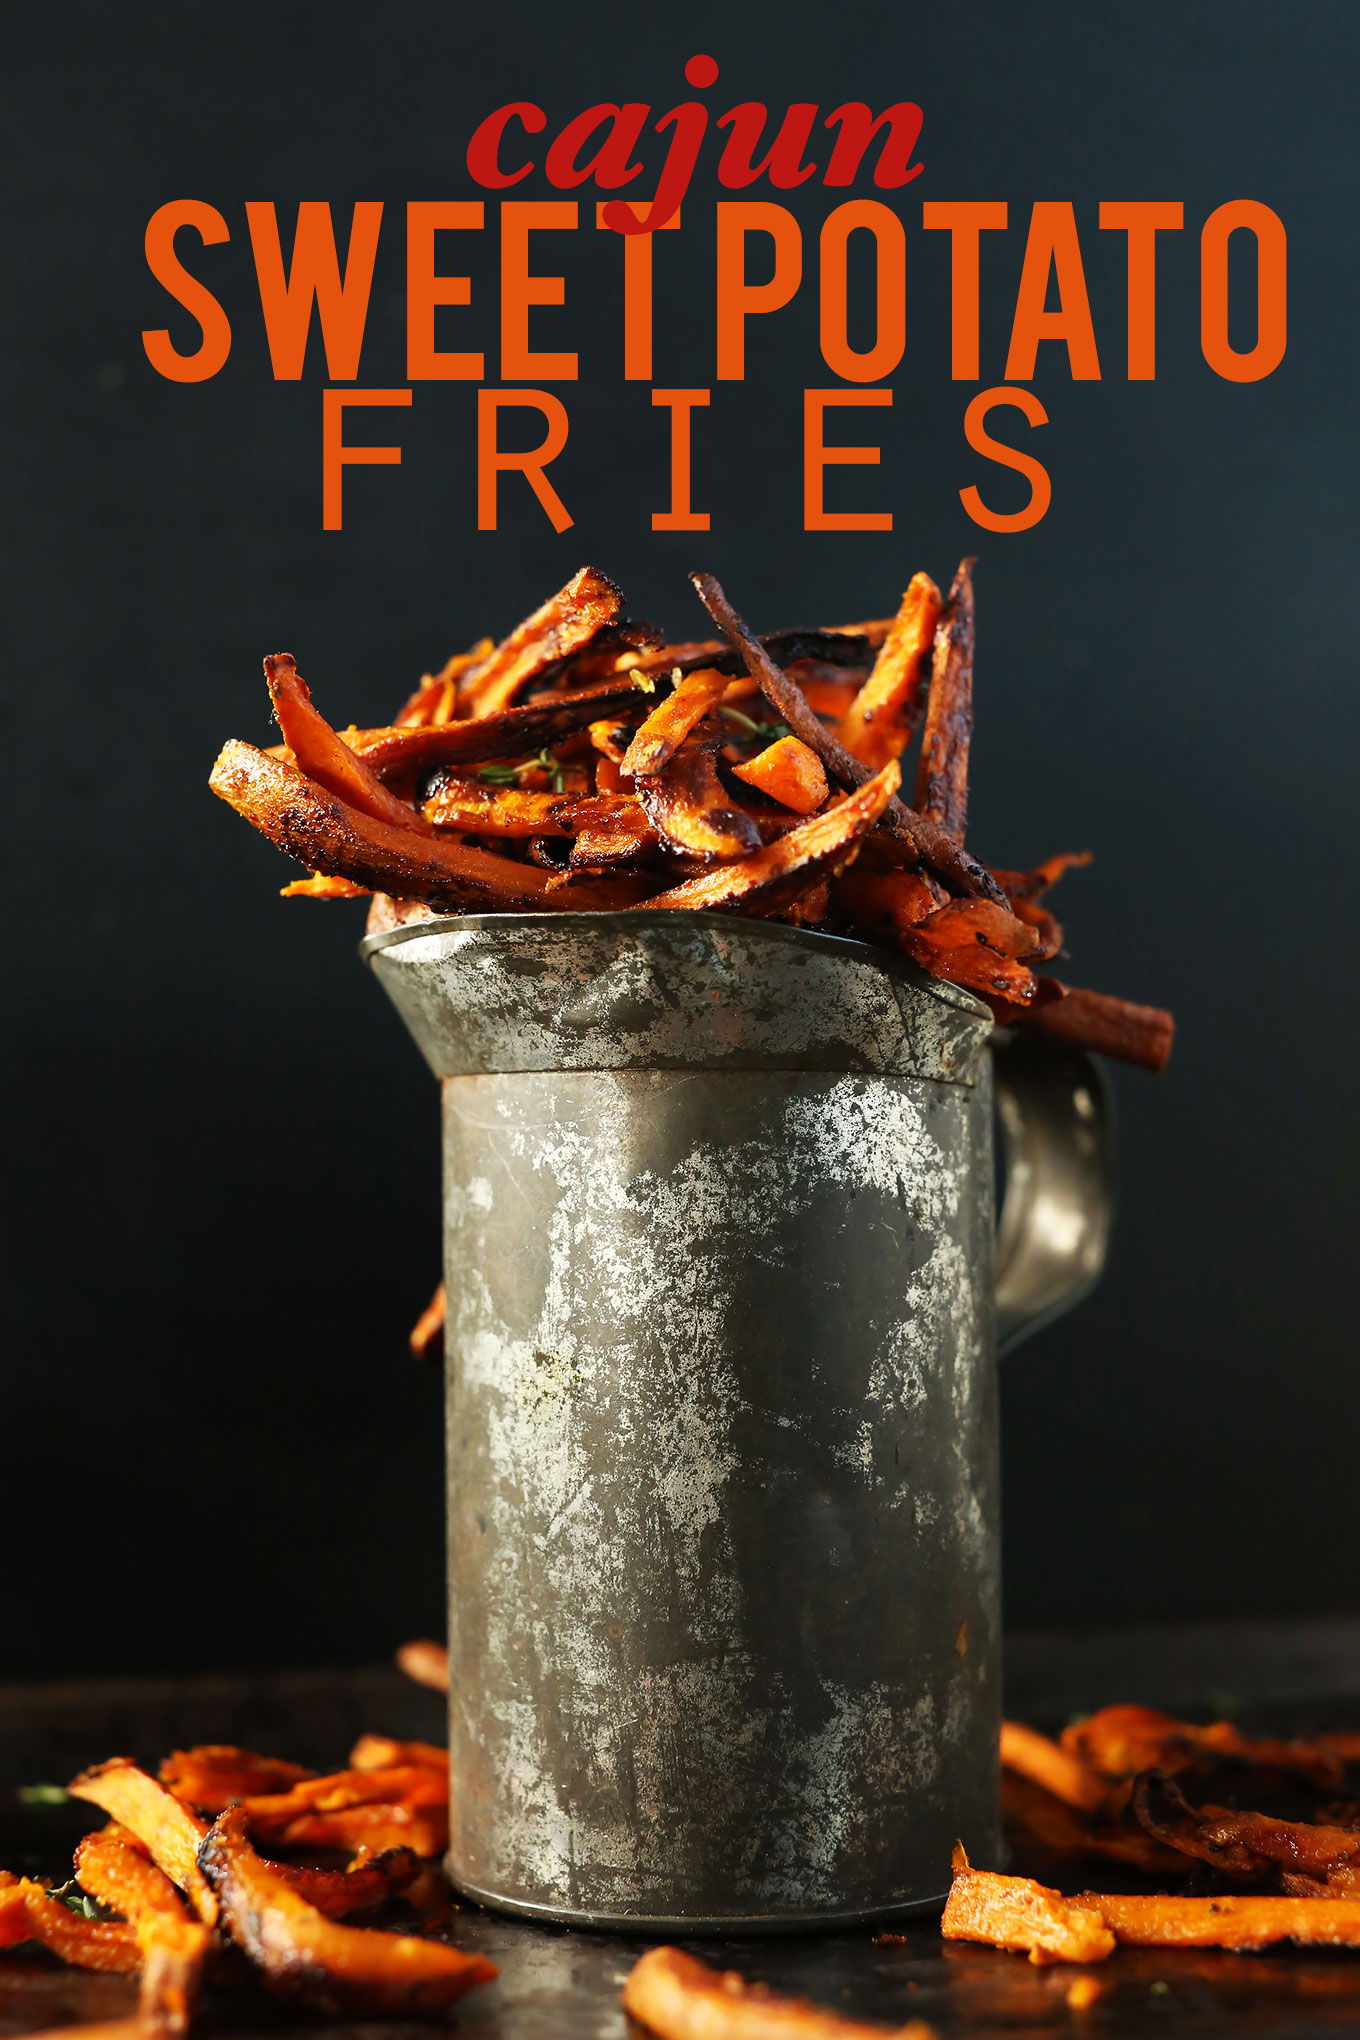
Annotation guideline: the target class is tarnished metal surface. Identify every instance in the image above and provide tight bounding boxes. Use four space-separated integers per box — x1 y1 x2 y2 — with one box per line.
362 913 990 1084
364 916 1112 1931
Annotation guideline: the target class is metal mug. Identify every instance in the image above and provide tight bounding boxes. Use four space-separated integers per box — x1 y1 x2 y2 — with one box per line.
364 911 1112 1933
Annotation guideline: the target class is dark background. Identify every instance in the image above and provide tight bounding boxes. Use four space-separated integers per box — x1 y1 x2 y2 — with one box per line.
3 0 1355 1680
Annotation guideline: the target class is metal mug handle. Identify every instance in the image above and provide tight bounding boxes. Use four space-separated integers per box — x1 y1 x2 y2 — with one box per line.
992 1029 1115 1356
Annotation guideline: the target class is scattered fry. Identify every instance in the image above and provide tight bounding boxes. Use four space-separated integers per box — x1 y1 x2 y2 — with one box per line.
396 1639 450 1691
622 1944 936 2040
941 1847 1116 1965
409 1281 445 1364
1000 1722 1107 1815
69 1763 216 1928
197 1807 494 2014
0 1873 140 1973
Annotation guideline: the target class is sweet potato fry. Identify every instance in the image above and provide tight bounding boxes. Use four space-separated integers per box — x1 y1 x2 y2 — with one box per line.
394 641 494 727
279 872 371 899
160 1747 316 1810
1001 1723 1107 1815
396 1640 449 1692
622 1944 935 2040
569 798 658 867
265 655 436 834
1001 1771 1186 1877
634 742 761 859
280 1849 422 1919
197 1807 494 2014
648 762 899 915
839 573 943 769
409 1282 445 1364
421 781 647 848
689 572 1008 908
209 743 644 914
1134 1773 1360 1884
899 899 1042 1002
0 1873 140 1974
75 1831 209 2035
460 564 624 718
913 559 975 841
986 985 1175 1074
620 668 731 776
1063 1706 1338 1788
344 673 654 782
241 1765 447 1826
941 1849 1115 1965
267 1803 448 1859
1081 1888 1360 1952
835 867 962 950
991 851 1092 901
732 734 829 814
349 1736 449 1775
69 1763 215 1928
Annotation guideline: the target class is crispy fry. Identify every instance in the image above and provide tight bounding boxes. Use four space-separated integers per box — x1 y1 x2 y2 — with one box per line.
461 564 624 718
396 1640 449 1691
620 668 731 776
622 1944 935 2039
266 1803 448 1859
282 1849 422 1918
197 1807 494 2014
991 851 1092 901
421 781 647 847
648 762 899 915
346 673 654 782
839 573 943 769
1081 1888 1360 1952
350 1736 449 1775
1001 1771 1186 1877
913 559 976 841
0 1873 140 1974
209 743 645 914
265 655 436 834
1063 1706 1340 1788
241 1764 446 1826
394 641 495 727
941 1848 1115 1966
1001 1723 1107 1815
634 742 761 859
280 871 371 899
835 867 950 947
1134 1772 1360 1884
69 1762 216 1928
75 1831 208 2036
569 797 658 867
897 898 1042 1003
159 1747 316 1810
732 734 829 814
409 1282 445 1364
986 985 1176 1074
689 571 1008 907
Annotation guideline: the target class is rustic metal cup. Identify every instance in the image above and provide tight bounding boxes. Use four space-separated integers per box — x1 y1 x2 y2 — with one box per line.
364 912 1111 1933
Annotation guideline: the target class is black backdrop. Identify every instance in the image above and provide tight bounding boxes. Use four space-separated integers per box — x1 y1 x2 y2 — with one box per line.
3 0 1356 1679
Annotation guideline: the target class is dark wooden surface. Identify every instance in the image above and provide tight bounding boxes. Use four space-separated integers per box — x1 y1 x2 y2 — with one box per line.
4 1618 1360 2039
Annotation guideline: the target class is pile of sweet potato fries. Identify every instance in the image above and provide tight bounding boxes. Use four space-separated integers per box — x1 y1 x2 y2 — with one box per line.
210 562 1173 1077
2 1732 489 2035
953 1705 1360 1968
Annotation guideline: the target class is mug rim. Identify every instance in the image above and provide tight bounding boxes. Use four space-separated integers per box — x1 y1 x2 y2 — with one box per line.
358 908 992 1024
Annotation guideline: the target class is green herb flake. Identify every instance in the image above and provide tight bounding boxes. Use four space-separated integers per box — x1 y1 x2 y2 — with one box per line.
18 1783 69 1806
